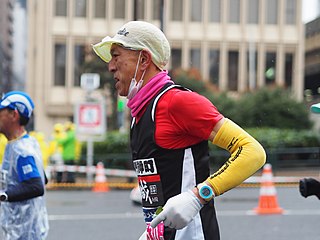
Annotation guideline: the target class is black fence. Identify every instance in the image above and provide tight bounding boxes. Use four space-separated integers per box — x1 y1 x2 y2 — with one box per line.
209 147 320 171
78 147 320 171
265 147 320 169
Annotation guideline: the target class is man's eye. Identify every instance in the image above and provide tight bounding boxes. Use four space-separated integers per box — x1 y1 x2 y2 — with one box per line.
112 51 120 57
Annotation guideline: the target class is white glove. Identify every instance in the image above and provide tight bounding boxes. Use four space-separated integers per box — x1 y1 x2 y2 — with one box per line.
150 190 203 230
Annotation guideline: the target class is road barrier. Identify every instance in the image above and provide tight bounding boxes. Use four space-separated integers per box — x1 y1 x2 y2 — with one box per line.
45 163 307 190
253 163 284 214
92 162 110 192
46 164 136 178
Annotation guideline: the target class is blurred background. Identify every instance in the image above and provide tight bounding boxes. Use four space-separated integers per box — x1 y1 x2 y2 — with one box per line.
0 0 320 178
1 1 320 239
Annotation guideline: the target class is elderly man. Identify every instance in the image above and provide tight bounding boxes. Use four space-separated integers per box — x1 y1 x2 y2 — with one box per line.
93 21 266 240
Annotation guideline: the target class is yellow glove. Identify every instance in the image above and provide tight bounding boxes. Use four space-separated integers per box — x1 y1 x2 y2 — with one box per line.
207 119 266 196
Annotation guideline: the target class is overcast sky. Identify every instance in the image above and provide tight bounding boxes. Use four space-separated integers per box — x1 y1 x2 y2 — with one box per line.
303 0 320 23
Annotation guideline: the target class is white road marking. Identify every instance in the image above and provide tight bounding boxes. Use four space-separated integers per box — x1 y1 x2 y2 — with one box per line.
48 209 320 221
48 212 142 221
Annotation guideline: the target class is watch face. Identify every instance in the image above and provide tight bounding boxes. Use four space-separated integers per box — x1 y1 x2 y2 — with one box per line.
200 185 213 200
202 187 211 197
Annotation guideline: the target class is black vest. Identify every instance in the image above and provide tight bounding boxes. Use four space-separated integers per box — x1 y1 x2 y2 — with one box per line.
130 84 220 240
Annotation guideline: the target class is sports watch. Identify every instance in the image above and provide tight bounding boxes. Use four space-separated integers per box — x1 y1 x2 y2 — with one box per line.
0 192 8 201
197 183 214 203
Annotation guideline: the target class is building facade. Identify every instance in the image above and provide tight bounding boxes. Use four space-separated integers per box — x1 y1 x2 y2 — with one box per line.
27 0 305 136
0 0 14 94
305 16 320 97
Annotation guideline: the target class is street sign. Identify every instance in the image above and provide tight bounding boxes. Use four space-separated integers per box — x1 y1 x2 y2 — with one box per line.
80 73 100 91
74 102 106 138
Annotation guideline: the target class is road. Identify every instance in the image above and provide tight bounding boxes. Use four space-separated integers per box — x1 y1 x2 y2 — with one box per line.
1 186 320 240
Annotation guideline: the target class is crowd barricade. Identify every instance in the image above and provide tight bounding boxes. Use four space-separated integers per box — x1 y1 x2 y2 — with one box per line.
46 164 136 179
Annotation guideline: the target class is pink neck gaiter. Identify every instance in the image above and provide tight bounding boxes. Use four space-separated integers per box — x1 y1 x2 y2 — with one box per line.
127 71 174 117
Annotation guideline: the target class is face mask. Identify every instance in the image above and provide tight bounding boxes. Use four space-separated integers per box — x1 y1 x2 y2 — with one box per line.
127 51 146 100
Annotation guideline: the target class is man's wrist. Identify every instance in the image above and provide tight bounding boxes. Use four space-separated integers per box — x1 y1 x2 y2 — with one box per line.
192 187 207 205
0 192 8 201
195 182 215 204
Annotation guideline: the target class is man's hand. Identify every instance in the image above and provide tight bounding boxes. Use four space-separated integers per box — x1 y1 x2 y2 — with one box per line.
150 190 203 230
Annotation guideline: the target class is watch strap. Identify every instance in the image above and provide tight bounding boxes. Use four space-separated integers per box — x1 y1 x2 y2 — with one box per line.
197 183 214 203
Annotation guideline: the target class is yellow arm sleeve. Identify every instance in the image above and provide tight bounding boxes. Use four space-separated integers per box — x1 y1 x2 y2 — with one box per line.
206 119 266 196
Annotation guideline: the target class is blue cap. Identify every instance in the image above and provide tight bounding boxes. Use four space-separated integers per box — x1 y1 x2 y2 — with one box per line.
0 91 34 119
311 103 320 114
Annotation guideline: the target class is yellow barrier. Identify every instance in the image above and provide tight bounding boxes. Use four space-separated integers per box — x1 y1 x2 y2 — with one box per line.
46 181 298 190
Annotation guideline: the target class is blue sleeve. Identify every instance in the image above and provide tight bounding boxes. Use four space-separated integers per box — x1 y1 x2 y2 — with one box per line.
16 156 41 182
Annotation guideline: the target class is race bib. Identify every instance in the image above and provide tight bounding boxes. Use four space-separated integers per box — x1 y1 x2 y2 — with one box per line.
133 158 164 207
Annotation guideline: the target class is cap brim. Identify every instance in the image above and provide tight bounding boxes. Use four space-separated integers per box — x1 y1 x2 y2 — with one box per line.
92 36 127 63
0 99 10 110
92 41 112 63
311 103 320 114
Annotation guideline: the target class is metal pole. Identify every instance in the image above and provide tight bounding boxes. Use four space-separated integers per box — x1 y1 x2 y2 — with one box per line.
134 0 138 20
87 138 94 183
85 89 94 183
160 0 164 31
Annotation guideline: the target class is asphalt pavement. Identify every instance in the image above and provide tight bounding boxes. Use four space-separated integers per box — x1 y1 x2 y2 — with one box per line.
0 183 319 240
45 186 320 240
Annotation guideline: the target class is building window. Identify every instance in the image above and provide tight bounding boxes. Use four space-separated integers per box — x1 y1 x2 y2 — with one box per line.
74 44 86 86
247 0 259 24
94 0 106 18
190 48 201 71
54 43 66 86
171 0 183 21
190 0 202 22
247 49 257 90
171 48 182 70
266 0 278 24
228 51 239 91
265 52 276 85
209 49 220 86
285 0 296 25
55 0 67 16
135 0 145 20
114 0 125 19
229 0 240 23
74 0 87 17
285 53 293 88
209 0 221 23
152 0 162 20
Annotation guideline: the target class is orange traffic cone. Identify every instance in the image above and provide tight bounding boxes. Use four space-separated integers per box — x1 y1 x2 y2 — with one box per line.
92 162 109 192
254 163 283 214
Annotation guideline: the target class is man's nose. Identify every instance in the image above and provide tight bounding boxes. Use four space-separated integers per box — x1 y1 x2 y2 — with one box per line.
108 60 115 72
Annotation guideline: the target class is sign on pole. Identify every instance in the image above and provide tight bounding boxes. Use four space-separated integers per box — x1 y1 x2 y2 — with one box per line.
74 102 106 140
80 73 100 91
77 73 105 183
74 101 106 183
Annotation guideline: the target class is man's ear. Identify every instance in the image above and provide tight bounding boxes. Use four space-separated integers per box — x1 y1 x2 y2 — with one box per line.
140 50 152 69
13 110 21 120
